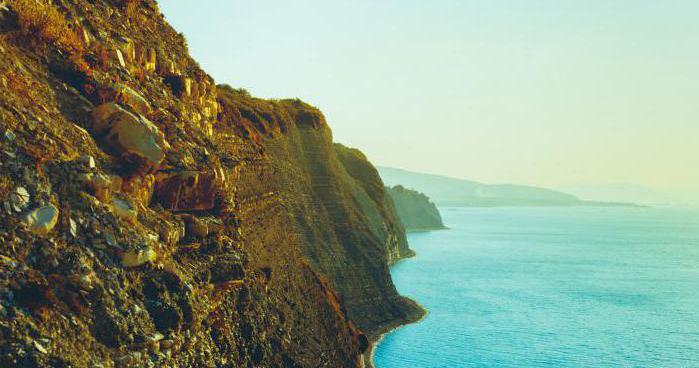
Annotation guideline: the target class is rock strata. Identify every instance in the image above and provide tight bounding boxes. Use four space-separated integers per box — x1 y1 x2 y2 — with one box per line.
155 171 219 212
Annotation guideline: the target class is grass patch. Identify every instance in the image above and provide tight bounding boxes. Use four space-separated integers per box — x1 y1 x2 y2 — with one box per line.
11 0 83 54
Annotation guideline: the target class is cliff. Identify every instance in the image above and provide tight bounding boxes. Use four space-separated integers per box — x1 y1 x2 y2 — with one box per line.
386 185 445 232
0 1 421 367
333 144 414 263
217 88 423 337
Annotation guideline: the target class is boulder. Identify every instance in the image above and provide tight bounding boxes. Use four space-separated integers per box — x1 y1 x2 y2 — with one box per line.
181 215 224 238
23 205 59 235
91 103 169 173
155 171 218 212
111 198 138 222
82 173 122 202
184 215 208 238
121 246 156 267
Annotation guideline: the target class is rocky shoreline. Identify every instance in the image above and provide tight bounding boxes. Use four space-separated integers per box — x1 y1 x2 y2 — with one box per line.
363 222 448 368
363 302 428 368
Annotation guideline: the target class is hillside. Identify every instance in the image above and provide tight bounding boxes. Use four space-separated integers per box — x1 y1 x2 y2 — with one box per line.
379 167 583 207
0 1 420 367
560 184 678 206
386 186 445 231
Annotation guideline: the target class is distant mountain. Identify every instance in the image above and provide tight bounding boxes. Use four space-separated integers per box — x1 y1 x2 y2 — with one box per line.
560 184 677 206
378 167 633 207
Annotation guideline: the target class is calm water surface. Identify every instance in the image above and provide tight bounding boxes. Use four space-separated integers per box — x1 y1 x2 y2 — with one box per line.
374 207 699 368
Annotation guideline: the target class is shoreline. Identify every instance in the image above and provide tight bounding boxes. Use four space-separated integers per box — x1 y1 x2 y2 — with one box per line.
363 304 429 368
364 226 444 367
405 225 449 233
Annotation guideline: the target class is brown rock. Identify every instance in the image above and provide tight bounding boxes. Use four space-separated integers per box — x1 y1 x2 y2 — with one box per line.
115 84 151 116
82 173 122 203
185 215 208 238
160 339 175 350
155 171 218 212
122 174 155 208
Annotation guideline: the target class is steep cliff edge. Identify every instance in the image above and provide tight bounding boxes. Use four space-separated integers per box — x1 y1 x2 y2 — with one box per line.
333 144 414 263
386 185 445 232
218 87 424 340
0 1 420 367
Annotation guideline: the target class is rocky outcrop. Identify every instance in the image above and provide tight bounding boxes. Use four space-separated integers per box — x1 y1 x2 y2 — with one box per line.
386 185 445 231
0 1 420 367
91 102 169 173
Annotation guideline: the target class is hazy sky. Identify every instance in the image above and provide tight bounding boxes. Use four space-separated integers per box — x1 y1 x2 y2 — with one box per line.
160 0 699 202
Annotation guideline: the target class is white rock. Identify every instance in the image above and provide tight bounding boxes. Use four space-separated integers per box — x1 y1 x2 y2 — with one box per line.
4 129 15 141
10 187 30 212
121 246 156 267
23 205 59 235
69 217 78 238
80 155 96 170
32 340 48 354
112 198 137 222
82 172 120 202
91 103 169 172
116 49 126 68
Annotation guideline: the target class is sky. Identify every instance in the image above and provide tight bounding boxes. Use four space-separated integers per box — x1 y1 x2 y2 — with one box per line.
159 0 699 203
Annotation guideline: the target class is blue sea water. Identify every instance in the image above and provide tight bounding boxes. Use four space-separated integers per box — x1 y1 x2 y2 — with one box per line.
374 206 699 368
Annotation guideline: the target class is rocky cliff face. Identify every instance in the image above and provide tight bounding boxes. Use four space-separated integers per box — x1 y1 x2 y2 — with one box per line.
217 88 423 339
333 144 414 264
0 1 420 367
386 185 445 232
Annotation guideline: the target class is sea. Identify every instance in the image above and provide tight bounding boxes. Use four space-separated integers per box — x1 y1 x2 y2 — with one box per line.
374 206 699 368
